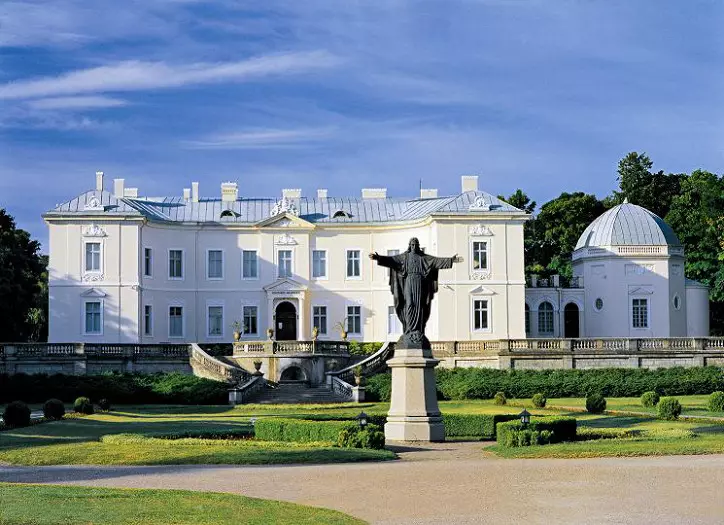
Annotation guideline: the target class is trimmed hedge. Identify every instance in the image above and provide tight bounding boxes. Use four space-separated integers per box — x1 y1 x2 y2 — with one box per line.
442 414 519 439
0 373 229 405
2 401 31 428
657 397 682 420
42 398 65 420
365 373 392 402
494 392 507 405
640 391 660 408
254 418 358 443
532 393 547 408
586 393 607 414
496 417 577 447
73 396 94 415
708 391 724 412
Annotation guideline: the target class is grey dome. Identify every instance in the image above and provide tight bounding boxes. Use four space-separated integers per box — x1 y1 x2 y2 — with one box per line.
575 201 681 250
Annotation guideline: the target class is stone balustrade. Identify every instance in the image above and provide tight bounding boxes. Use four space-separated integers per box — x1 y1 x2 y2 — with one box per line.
233 340 350 356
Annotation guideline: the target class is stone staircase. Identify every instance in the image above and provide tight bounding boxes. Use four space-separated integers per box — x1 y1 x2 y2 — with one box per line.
248 382 347 404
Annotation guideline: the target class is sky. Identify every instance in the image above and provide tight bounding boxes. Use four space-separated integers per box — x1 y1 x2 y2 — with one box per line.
1 0 723 250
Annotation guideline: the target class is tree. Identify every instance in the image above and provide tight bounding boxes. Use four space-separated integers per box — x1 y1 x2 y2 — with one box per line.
498 189 536 214
615 152 684 219
0 209 47 341
499 190 538 275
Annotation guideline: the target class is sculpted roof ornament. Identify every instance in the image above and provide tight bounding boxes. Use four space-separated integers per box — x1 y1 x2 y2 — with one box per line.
270 197 299 217
468 196 490 211
84 196 104 211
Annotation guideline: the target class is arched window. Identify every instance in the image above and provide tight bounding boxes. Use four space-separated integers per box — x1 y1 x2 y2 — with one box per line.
538 301 554 335
524 303 530 334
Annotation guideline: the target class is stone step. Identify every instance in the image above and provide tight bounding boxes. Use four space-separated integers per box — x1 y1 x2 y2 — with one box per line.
248 384 347 404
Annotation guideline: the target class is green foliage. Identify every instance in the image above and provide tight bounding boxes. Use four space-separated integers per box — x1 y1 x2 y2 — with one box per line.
97 398 111 411
73 396 94 414
493 391 507 405
337 425 385 450
615 152 684 219
347 341 383 356
532 393 547 408
2 400 31 428
496 417 576 447
42 398 65 420
364 372 392 402
585 393 606 414
442 414 518 438
576 427 641 441
254 418 358 444
640 391 660 408
0 372 229 404
708 391 724 412
657 397 682 420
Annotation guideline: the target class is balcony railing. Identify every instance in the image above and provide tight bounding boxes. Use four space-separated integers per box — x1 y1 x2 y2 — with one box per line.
233 340 350 355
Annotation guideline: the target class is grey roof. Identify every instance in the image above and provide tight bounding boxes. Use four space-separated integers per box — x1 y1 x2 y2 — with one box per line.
575 202 681 250
45 189 524 224
685 278 708 289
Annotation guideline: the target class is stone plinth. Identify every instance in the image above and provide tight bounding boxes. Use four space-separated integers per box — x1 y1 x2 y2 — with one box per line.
385 346 444 442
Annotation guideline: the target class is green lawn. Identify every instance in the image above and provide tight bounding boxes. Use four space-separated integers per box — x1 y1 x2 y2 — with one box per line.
0 483 363 525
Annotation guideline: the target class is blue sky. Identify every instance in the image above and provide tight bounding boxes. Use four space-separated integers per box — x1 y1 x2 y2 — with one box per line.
1 1 723 250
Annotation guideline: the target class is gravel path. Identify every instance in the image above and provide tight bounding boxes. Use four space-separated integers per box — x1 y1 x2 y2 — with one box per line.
1 443 723 524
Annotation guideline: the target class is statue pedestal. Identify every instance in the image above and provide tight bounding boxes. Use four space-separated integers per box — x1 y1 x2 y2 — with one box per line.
384 346 445 442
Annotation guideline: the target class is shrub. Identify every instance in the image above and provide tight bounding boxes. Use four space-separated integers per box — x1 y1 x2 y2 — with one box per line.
97 398 111 412
493 392 507 405
347 341 384 356
532 393 547 408
73 396 94 415
640 391 660 408
2 401 31 428
657 397 682 420
365 372 392 402
42 398 65 420
254 418 358 443
337 425 385 449
585 393 607 414
707 391 724 412
442 414 519 439
496 417 576 447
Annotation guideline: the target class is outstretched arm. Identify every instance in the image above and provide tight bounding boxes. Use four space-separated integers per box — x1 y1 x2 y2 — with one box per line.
426 254 459 269
369 252 402 270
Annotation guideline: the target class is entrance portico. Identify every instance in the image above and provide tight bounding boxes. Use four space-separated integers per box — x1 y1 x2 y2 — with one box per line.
264 278 308 341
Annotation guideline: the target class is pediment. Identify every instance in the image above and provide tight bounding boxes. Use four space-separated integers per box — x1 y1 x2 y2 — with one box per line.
81 288 107 298
628 286 654 295
255 212 314 229
263 278 308 294
469 285 495 295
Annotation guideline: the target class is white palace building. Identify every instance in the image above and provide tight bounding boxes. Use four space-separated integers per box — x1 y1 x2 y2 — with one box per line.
44 172 710 344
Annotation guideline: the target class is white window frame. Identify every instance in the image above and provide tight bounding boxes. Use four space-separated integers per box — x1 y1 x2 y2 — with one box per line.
143 304 153 337
143 247 153 278
631 297 650 330
346 249 362 280
538 301 555 335
346 304 363 336
206 249 225 281
83 240 103 274
471 298 491 332
168 304 185 338
242 250 259 280
312 250 328 280
242 304 259 336
206 302 224 338
277 249 293 279
470 239 489 273
168 249 185 280
82 299 103 336
312 305 328 336
387 305 401 336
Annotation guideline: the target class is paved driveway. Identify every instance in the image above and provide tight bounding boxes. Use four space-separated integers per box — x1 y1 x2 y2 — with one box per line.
1 443 723 524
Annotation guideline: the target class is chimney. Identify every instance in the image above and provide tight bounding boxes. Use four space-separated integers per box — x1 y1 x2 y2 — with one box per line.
183 188 191 201
362 188 387 199
461 175 478 193
420 188 438 199
221 182 238 202
95 171 104 192
317 189 328 199
113 178 125 198
191 182 199 203
282 188 302 199
124 188 138 198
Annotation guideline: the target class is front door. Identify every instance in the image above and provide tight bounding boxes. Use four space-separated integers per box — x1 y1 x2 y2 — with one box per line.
564 303 580 338
275 301 297 340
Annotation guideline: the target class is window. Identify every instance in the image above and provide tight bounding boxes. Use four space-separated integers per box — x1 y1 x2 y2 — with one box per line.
524 303 530 334
538 302 554 334
312 250 327 279
208 306 223 337
594 298 604 311
242 250 258 279
388 306 401 335
313 306 327 335
673 295 681 310
278 250 292 278
632 298 649 328
472 241 488 271
144 305 152 336
169 250 183 279
85 242 101 272
347 305 361 334
207 250 223 279
243 306 258 335
143 248 152 277
473 299 489 331
346 250 361 278
84 301 102 334
169 306 183 337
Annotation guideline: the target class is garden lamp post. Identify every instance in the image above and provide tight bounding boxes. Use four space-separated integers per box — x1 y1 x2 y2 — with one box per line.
357 411 368 430
518 409 531 427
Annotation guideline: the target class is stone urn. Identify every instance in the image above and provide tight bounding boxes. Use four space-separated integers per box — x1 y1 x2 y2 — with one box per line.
312 326 319 341
266 328 274 340
340 330 348 341
253 360 263 375
233 331 241 342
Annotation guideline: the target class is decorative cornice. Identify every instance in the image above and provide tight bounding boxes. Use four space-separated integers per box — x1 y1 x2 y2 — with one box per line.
82 224 107 237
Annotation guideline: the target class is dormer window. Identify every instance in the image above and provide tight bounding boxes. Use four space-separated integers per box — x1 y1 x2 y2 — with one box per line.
220 209 239 219
333 210 351 219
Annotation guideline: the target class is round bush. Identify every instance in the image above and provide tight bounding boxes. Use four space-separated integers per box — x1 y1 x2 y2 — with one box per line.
97 398 111 412
640 391 660 408
43 398 65 420
532 393 547 408
493 392 507 406
657 397 682 420
707 391 724 412
73 396 94 415
3 401 31 428
585 393 607 414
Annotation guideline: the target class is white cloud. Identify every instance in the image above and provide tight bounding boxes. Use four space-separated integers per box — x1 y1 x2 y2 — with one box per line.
26 96 128 110
0 51 340 100
184 127 335 149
